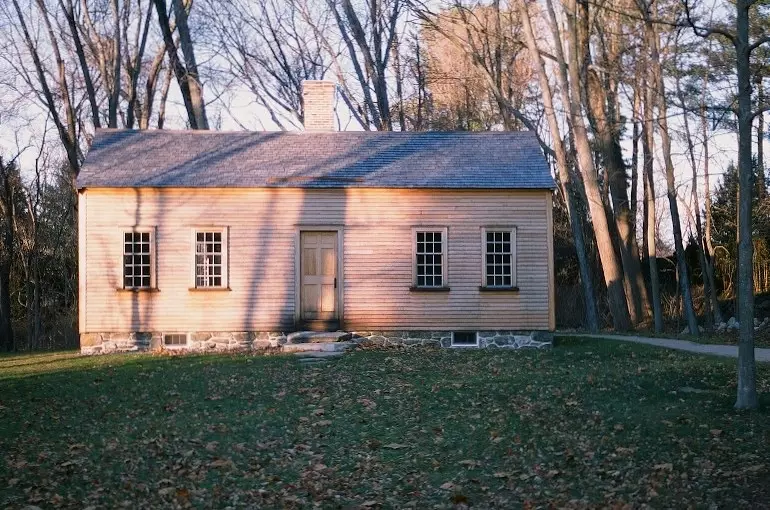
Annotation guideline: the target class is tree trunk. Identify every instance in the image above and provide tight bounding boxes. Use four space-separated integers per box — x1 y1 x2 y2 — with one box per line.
734 0 757 410
59 0 100 128
586 72 651 324
171 0 208 129
391 33 406 130
550 0 631 331
701 105 723 324
0 257 12 351
15 0 81 176
0 164 14 351
109 0 121 127
757 80 765 199
127 1 154 129
642 73 664 333
631 81 641 241
141 45 167 129
675 59 714 327
518 0 599 332
153 0 204 129
157 63 174 129
647 7 699 335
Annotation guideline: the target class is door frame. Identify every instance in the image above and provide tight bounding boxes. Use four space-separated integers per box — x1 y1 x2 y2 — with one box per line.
294 225 344 328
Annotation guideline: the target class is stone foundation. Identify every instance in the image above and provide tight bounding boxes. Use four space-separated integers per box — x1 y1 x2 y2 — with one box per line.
350 330 552 349
80 331 287 355
80 330 552 354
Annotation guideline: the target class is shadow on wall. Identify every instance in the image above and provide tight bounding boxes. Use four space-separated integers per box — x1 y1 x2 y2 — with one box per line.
268 135 458 333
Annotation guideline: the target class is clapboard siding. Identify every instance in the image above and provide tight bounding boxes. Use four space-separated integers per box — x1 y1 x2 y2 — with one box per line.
80 188 553 332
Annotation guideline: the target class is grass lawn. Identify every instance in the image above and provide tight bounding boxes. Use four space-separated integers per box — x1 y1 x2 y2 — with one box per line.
1 340 769 508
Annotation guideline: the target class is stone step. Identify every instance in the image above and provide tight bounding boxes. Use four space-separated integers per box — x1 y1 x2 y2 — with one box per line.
286 331 352 344
282 341 355 353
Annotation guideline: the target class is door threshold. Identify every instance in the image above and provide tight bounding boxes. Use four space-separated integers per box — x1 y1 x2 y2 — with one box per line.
298 320 341 332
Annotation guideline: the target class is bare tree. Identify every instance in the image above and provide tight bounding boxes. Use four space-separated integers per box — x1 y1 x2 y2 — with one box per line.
518 0 599 331
154 0 208 129
419 2 534 131
641 0 699 335
547 0 631 330
207 0 329 129
641 69 664 333
672 31 719 327
8 0 81 178
326 0 403 130
685 0 770 409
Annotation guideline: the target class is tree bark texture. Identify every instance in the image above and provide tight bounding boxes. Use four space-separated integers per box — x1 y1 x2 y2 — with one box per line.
733 0 757 410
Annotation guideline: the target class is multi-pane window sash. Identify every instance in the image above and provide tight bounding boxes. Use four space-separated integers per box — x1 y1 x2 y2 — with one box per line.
416 231 444 287
485 230 513 287
195 231 224 288
123 231 152 288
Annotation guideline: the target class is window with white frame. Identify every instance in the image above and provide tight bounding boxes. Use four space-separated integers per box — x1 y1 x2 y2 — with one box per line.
483 228 516 288
414 228 447 288
451 331 479 347
123 230 153 289
194 229 227 288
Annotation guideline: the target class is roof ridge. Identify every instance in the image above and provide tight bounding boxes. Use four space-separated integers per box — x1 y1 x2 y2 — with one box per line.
94 128 538 137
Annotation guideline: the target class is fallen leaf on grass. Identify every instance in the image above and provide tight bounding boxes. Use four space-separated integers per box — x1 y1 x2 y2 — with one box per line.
382 443 409 449
451 493 469 504
439 482 454 490
209 458 235 469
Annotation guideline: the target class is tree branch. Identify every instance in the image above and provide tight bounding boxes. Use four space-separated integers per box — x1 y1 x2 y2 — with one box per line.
749 35 770 53
681 0 736 43
751 105 770 121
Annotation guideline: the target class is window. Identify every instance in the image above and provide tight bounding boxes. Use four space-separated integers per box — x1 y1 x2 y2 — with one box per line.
483 228 516 288
194 229 227 288
451 332 479 348
414 228 447 288
123 230 153 289
164 333 188 347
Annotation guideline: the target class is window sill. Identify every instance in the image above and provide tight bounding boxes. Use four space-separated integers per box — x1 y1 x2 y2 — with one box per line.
479 286 519 292
188 287 232 292
116 288 159 293
409 286 450 292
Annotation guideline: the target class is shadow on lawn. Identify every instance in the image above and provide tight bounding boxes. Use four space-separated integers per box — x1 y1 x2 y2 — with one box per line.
0 350 287 382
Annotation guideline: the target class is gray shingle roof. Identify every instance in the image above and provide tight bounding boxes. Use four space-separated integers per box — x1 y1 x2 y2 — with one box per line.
77 129 554 190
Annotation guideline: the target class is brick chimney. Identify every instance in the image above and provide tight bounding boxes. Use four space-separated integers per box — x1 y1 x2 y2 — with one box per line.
302 80 336 132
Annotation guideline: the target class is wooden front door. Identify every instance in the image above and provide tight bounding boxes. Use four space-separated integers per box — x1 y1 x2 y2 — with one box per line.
300 231 338 323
